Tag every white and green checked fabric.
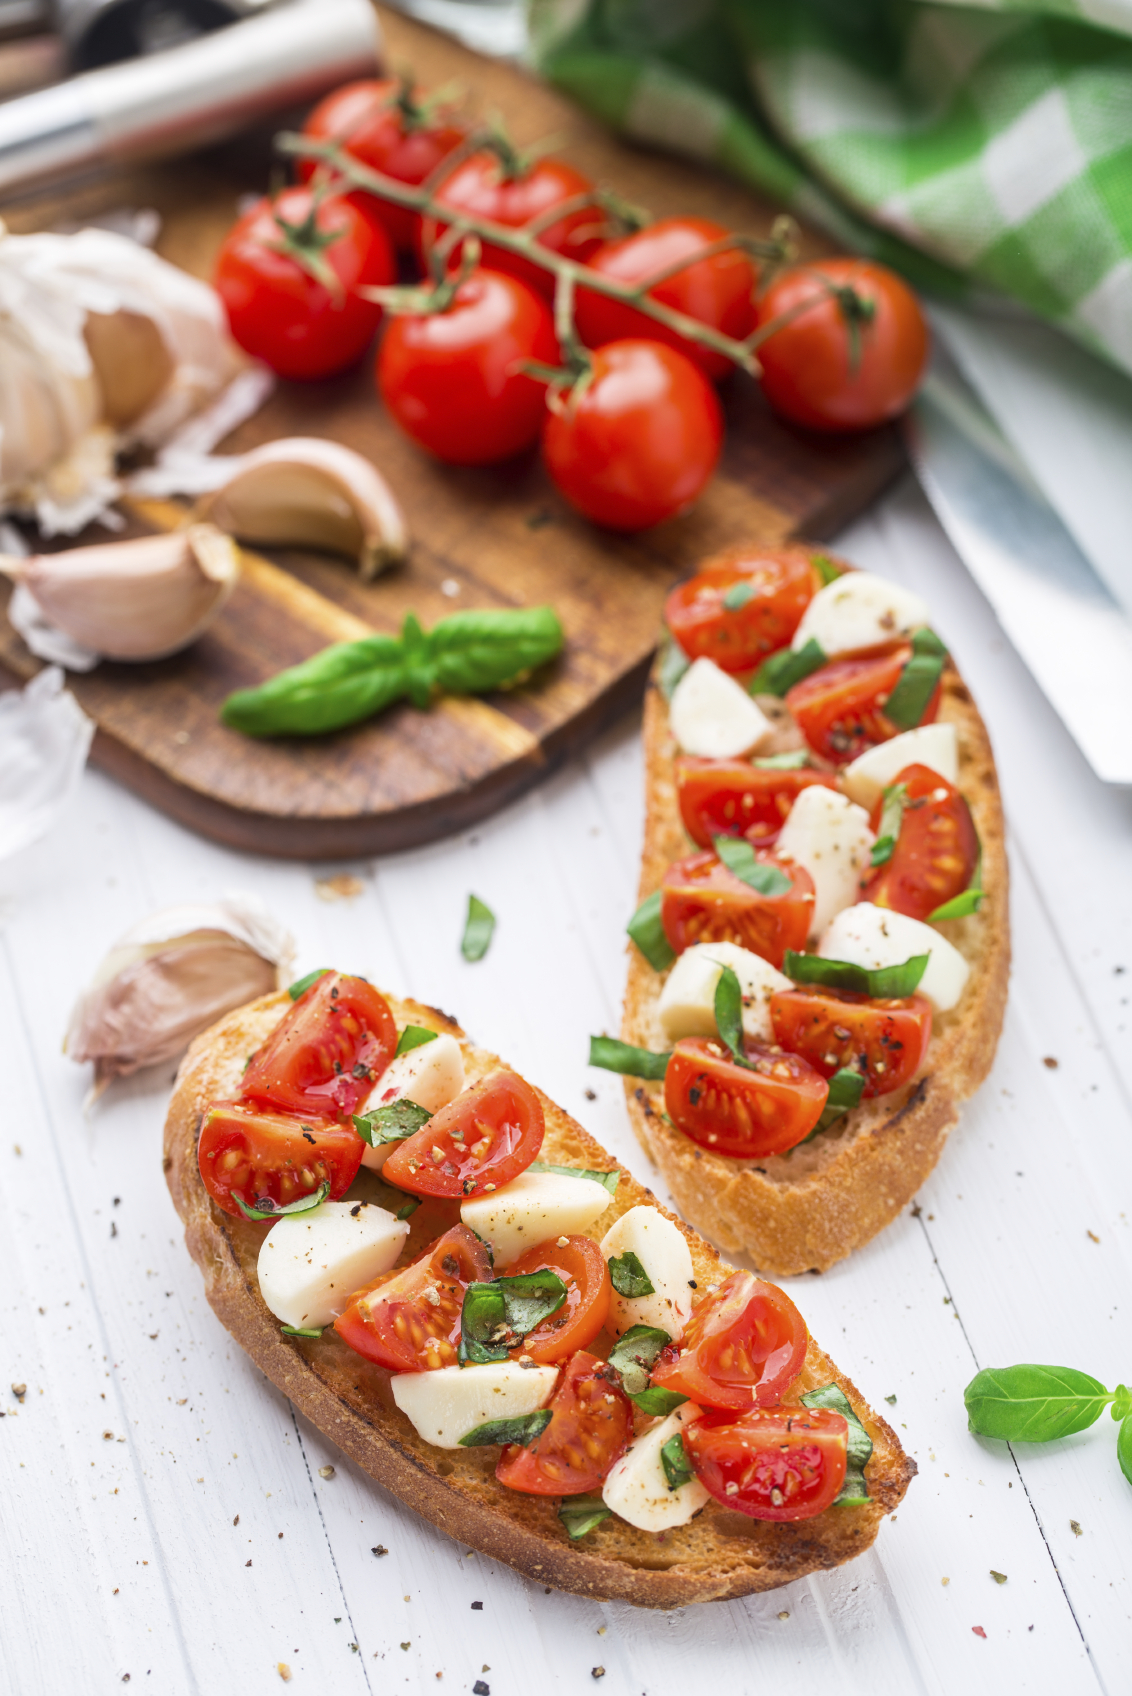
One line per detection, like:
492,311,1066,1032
528,0,1132,375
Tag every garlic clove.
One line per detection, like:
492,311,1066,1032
198,438,408,581
1,522,239,662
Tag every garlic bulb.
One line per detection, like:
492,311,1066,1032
65,896,295,1098
1,523,240,661
199,438,408,581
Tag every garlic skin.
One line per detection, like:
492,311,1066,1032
0,666,93,862
199,438,408,580
1,523,240,662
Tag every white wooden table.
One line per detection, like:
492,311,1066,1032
3,475,1130,1696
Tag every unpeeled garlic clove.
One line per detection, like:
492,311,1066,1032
0,522,239,661
198,437,408,581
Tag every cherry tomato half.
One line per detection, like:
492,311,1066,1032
505,1235,612,1363
495,1350,632,1496
661,849,814,967
861,763,978,921
665,546,823,672
651,1271,808,1411
197,1102,363,1219
334,1223,492,1372
770,987,932,1099
242,972,396,1122
686,1405,848,1520
786,644,940,764
424,151,601,298
664,1036,828,1158
676,758,839,851
382,1071,544,1200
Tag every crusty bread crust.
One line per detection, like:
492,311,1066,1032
621,660,1010,1276
165,991,915,1606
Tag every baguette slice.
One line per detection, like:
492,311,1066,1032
165,989,915,1607
621,658,1011,1277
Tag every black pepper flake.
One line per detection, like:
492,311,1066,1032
233,1515,239,1526
372,1546,387,1557
473,1684,490,1696
245,1560,252,1567
110,1222,118,1238
470,1601,482,1610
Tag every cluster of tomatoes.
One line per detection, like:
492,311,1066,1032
213,77,929,534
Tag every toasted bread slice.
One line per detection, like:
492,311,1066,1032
165,990,915,1607
621,660,1010,1277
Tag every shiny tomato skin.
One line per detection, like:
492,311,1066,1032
665,546,823,671
334,1223,491,1372
651,1271,808,1411
660,848,814,967
214,187,394,380
495,1350,632,1496
575,217,757,380
664,1037,828,1158
197,1101,363,1219
770,987,932,1099
756,258,929,432
676,758,839,851
505,1236,612,1363
424,153,601,297
241,972,396,1122
542,340,723,532
686,1405,848,1520
382,1071,544,1200
378,268,557,465
862,762,979,921
787,644,941,764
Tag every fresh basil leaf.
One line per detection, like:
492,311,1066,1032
929,845,984,922
1111,1383,1132,1423
627,888,676,972
353,1099,432,1147
713,964,750,1069
427,606,563,696
964,1365,1114,1442
396,1025,438,1057
783,950,929,999
911,627,948,658
396,1197,420,1221
461,894,495,962
458,1270,568,1364
807,1067,866,1140
657,629,691,701
529,1161,620,1195
812,554,843,587
749,638,826,698
883,631,947,731
660,1431,694,1492
606,1325,671,1396
458,1408,553,1449
869,782,908,868
609,1251,654,1298
752,749,811,770
559,1496,611,1540
630,1386,687,1418
233,1180,331,1222
801,1382,873,1503
713,835,792,896
222,633,410,737
281,1324,324,1338
722,581,757,611
287,968,329,1001
1118,1413,1132,1490
588,1037,671,1080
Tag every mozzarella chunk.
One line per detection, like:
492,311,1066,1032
658,941,789,1044
669,657,772,760
359,1033,465,1172
601,1206,694,1341
776,787,874,938
819,901,969,1013
602,1402,709,1531
841,723,960,810
792,572,930,658
391,1361,558,1450
461,1170,614,1269
257,1201,408,1329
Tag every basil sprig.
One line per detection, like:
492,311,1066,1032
395,1025,438,1057
609,1251,654,1298
559,1496,611,1539
801,1383,873,1503
588,1036,671,1080
607,1325,670,1396
458,1408,553,1449
627,889,676,972
713,835,792,896
783,949,929,1000
883,628,947,731
750,638,826,697
353,1098,432,1147
657,629,691,701
869,782,908,868
233,1180,330,1222
461,894,496,962
964,1365,1132,1443
753,749,811,771
529,1160,620,1195
930,846,984,922
458,1270,567,1364
287,968,329,1001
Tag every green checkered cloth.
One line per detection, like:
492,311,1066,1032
528,0,1132,375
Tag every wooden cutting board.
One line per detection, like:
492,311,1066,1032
0,6,905,860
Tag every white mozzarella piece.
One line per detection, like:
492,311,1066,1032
391,1361,558,1450
359,1033,465,1172
600,1206,694,1342
602,1401,709,1531
841,723,960,810
791,571,930,659
257,1201,409,1329
776,786,874,938
658,941,789,1044
668,657,772,760
819,901,970,1013
461,1170,614,1269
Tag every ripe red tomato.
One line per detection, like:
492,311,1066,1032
660,848,814,967
664,1037,828,1158
299,79,468,252
651,1271,808,1411
495,1350,631,1496
334,1223,492,1372
665,547,823,671
241,972,397,1122
214,187,394,380
676,758,839,851
542,340,723,531
424,151,601,298
506,1236,612,1363
197,1102,363,1218
686,1405,848,1520
861,763,979,921
378,268,557,465
770,987,932,1098
786,644,940,764
574,216,757,380
382,1071,544,1200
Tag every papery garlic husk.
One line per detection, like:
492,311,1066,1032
64,897,296,1099
0,666,93,861
0,523,240,661
198,437,408,581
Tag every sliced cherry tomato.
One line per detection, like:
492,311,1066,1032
664,1036,828,1158
651,1271,808,1411
770,987,932,1099
505,1236,612,1364
378,268,557,465
333,1222,492,1372
197,1102,363,1219
861,762,979,921
686,1405,848,1520
676,758,839,850
786,644,940,764
756,258,928,432
382,1071,544,1200
541,340,722,532
660,848,814,967
495,1350,631,1496
574,216,757,380
664,547,823,671
241,972,396,1122
424,151,601,298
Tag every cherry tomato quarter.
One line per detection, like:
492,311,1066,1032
505,1235,612,1363
197,1102,363,1219
664,1036,828,1158
770,987,932,1099
660,848,814,967
424,151,601,297
241,972,396,1121
665,546,822,671
381,1070,544,1200
495,1350,632,1495
651,1271,808,1410
334,1222,492,1372
676,758,839,851
786,644,940,764
686,1405,848,1519
861,763,979,921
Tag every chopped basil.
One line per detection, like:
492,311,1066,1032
281,1324,324,1338
287,968,329,1001
783,949,929,999
529,1160,620,1195
713,835,792,897
353,1099,432,1147
749,638,826,698
752,749,811,771
713,965,751,1070
233,1180,331,1222
396,1197,420,1221
963,1365,1122,1442
793,1067,866,1148
660,1431,694,1492
609,1251,654,1298
627,888,676,972
929,846,984,922
657,628,690,701
722,581,757,611
801,1382,873,1503
631,1386,687,1418
883,629,947,731
395,1025,438,1057
559,1495,612,1539
869,782,908,868
606,1325,670,1396
812,554,843,587
588,1036,671,1080
458,1270,567,1364
461,894,495,962
458,1408,553,1449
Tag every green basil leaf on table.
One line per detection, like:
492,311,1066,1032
869,782,908,868
713,964,751,1069
281,1324,324,1338
458,1270,568,1364
783,950,929,999
222,633,409,738
287,968,330,1001
233,1179,331,1222
529,1160,620,1195
630,1386,688,1418
395,1025,438,1057
458,1408,553,1449
559,1495,612,1539
883,629,947,732
588,1036,671,1080
801,1382,873,1503
929,846,984,922
713,835,792,896
964,1365,1117,1441
660,1431,695,1491
427,606,563,695
461,894,495,962
1118,1413,1132,1489
752,749,811,771
609,1251,654,1298
352,1099,432,1147
749,638,826,698
657,629,691,701
606,1324,671,1396
627,888,676,972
